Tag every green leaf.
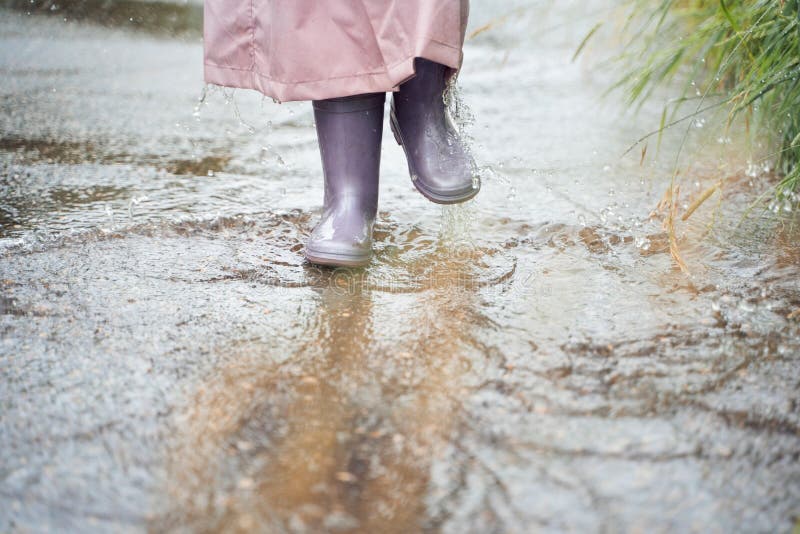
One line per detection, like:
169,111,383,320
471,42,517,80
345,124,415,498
720,0,739,32
572,22,603,63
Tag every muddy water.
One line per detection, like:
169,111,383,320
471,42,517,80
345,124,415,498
1,1,799,532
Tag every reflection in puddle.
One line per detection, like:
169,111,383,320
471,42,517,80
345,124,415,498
48,185,131,206
0,137,233,237
164,155,231,177
0,136,230,175
0,136,98,165
161,238,486,531
2,0,202,36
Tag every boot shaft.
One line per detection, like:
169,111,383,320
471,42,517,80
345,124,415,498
394,58,448,118
313,93,385,217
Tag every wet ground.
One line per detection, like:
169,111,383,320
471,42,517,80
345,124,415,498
1,1,800,532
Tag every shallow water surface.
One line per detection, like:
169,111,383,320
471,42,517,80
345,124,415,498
1,1,799,532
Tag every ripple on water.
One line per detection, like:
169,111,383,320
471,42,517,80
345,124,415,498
2,207,517,295
231,208,518,294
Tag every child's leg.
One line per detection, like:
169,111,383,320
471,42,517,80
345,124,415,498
390,58,480,204
305,93,385,267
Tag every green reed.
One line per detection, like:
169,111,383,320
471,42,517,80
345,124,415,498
611,0,800,194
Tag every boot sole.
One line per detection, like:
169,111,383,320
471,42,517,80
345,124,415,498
305,248,372,268
389,109,480,205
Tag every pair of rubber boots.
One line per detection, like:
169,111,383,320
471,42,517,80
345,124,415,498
305,59,480,267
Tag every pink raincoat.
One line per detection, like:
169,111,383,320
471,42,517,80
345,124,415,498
203,1,469,102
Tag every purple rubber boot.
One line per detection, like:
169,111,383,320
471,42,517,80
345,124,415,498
305,93,385,268
390,58,480,204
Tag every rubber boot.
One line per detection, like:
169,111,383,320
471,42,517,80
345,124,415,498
390,58,480,204
305,93,385,268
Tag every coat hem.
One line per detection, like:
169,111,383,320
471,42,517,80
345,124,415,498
203,38,463,103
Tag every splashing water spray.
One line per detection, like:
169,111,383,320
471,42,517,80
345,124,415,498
439,75,479,258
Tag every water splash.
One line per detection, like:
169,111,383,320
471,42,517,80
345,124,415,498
443,76,476,140
438,203,476,255
127,195,149,220
220,87,257,134
443,75,481,185
768,189,798,214
193,84,210,119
